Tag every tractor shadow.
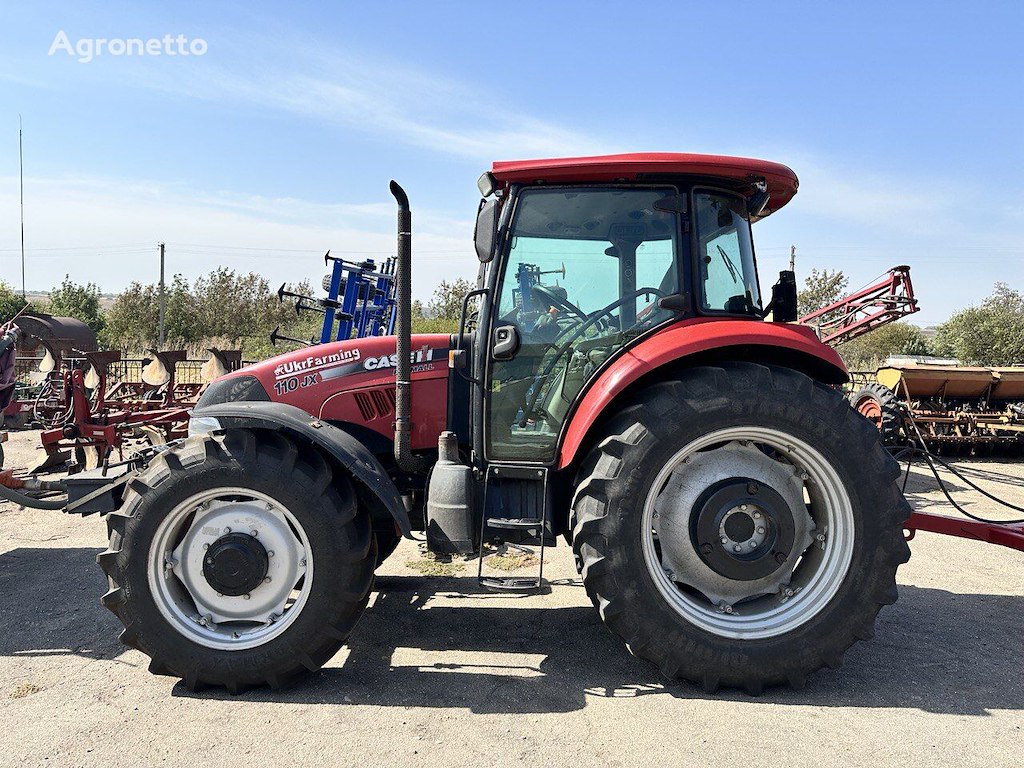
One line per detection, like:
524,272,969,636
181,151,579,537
1,547,1020,716
183,574,1024,716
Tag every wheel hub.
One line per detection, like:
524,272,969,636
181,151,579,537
202,532,269,597
166,498,308,627
692,478,798,581
653,441,815,606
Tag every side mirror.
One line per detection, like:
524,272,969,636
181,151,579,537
474,198,500,263
768,270,798,322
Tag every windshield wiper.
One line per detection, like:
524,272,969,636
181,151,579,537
716,244,740,283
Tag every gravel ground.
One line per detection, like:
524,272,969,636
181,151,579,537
1,429,1021,768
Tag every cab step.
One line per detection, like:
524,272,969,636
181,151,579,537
477,464,549,593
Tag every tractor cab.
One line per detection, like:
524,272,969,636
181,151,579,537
463,154,799,468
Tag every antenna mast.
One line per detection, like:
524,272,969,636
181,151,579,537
19,115,26,299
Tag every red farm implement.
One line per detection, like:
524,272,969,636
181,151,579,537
29,348,243,472
799,265,919,346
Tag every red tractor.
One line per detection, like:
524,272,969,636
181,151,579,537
94,154,910,694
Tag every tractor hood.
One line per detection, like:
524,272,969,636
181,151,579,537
196,333,451,450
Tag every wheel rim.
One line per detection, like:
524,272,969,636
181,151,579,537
856,396,883,427
641,426,855,640
147,487,313,651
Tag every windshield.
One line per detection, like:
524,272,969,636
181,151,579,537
693,190,761,314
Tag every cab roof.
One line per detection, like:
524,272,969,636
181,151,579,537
491,152,799,218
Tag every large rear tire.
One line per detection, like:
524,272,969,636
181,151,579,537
571,363,911,693
98,429,375,692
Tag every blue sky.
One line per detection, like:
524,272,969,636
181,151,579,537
1,1,1021,324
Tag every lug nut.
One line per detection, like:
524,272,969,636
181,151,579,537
267,551,275,558
224,527,232,534
752,511,761,519
264,576,272,583
757,527,765,535
749,541,757,549
733,544,742,552
740,504,748,511
243,593,251,600
203,543,210,550
720,536,728,544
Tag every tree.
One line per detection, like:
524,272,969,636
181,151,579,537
102,275,200,350
46,275,106,334
0,282,28,324
797,269,848,318
932,283,1024,365
412,278,474,334
837,322,930,371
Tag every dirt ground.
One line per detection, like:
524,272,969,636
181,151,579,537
1,429,1021,768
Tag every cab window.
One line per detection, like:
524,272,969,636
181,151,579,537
487,186,680,462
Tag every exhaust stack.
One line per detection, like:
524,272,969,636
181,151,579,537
389,181,430,473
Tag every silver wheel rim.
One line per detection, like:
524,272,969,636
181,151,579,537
147,487,313,651
641,426,855,640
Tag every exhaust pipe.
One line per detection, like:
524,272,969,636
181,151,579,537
390,181,430,473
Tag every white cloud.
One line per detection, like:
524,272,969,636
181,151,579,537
104,35,612,161
0,174,478,298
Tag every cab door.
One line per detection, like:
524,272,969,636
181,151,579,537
485,185,682,463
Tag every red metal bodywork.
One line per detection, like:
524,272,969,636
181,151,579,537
557,318,847,469
491,153,800,217
798,266,919,346
220,334,451,451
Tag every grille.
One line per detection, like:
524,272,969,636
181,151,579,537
352,388,396,421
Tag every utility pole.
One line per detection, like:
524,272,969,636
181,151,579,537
789,244,796,273
158,242,166,345
19,115,26,299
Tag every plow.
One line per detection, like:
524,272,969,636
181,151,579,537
0,152,1020,696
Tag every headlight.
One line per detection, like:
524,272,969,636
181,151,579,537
188,415,222,437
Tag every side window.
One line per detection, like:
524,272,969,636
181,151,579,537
694,192,761,314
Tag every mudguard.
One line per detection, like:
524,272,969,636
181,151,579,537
193,400,412,537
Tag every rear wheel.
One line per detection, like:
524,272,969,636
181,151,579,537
850,382,903,446
572,363,911,693
98,429,375,692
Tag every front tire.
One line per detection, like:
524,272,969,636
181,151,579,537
98,429,375,692
572,363,911,693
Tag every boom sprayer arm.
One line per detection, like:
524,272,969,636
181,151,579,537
799,265,919,346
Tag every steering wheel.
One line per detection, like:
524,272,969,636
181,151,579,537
518,287,666,427
531,284,588,322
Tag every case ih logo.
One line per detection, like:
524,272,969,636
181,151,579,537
273,349,361,380
363,344,437,371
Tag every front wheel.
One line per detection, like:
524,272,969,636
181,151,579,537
98,429,375,692
572,363,911,693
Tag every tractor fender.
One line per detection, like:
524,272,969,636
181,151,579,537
192,400,412,537
557,318,848,469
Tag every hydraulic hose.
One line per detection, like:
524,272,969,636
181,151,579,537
0,483,67,510
896,404,1024,525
